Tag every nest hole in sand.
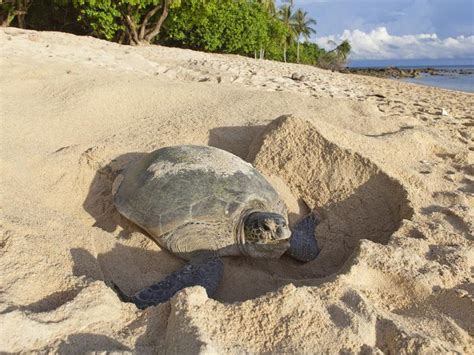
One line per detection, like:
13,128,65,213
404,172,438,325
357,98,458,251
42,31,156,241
208,116,413,302
82,116,413,304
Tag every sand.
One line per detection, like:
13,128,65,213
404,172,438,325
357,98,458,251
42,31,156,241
0,28,473,353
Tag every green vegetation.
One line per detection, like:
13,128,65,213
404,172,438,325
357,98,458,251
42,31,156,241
278,2,294,63
164,0,270,55
317,40,352,70
0,0,351,69
293,9,316,63
71,0,182,44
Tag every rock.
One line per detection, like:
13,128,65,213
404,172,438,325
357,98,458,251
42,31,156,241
291,72,305,81
441,108,449,116
198,76,211,82
348,67,422,78
368,93,386,99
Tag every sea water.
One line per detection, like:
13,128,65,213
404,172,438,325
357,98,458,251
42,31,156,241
348,58,474,93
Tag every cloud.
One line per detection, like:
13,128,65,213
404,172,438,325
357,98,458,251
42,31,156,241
298,0,473,39
315,27,474,60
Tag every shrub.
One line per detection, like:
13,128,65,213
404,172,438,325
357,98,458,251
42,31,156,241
71,0,181,44
164,0,283,56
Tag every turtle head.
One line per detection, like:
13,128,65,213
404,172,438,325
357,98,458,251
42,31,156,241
241,211,291,258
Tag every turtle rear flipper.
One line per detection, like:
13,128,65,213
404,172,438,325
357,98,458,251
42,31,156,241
111,257,224,309
286,213,320,262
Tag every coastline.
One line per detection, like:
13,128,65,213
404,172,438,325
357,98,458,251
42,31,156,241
1,28,473,353
345,59,474,92
344,67,474,93
345,66,474,78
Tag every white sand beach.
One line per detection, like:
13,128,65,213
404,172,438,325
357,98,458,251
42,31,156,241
0,28,473,353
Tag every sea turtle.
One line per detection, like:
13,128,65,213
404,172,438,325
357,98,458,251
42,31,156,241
111,145,319,309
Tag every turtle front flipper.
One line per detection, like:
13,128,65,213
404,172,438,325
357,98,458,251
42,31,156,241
111,257,224,309
286,213,320,262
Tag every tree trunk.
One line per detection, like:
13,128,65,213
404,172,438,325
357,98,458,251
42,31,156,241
16,0,30,28
283,42,287,63
139,4,161,40
0,12,15,27
118,31,126,44
297,41,300,63
122,0,170,46
143,0,170,43
124,14,140,45
0,0,32,28
17,12,25,28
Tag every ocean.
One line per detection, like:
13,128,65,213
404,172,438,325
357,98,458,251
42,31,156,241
348,59,474,93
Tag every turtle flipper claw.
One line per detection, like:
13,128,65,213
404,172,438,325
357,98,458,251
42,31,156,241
286,213,320,262
112,257,224,309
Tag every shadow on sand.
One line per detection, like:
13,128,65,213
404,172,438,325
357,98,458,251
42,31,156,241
57,333,131,353
82,151,147,237
208,124,266,160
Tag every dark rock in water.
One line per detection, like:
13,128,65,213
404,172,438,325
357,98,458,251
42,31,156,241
459,69,474,75
345,66,474,79
345,67,421,78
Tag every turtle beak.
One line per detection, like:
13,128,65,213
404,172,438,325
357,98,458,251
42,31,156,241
274,225,291,241
263,217,291,242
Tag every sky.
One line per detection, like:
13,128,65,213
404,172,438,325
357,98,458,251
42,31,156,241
288,0,474,60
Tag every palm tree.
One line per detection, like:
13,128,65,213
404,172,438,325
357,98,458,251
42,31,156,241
293,9,316,63
319,40,352,70
327,39,352,60
256,0,276,15
335,40,351,60
278,3,296,62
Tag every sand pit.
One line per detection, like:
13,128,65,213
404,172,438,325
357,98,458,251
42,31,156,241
250,116,414,278
80,116,413,305
1,28,473,353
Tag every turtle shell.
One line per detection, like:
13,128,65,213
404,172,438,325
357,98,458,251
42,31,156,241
113,145,285,254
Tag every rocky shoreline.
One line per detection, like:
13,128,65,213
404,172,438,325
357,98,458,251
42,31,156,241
343,66,474,78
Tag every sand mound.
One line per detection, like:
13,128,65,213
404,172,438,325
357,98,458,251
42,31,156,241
250,115,413,277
